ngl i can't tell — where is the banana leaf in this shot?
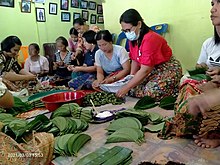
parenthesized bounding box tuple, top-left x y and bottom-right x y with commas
(188, 74, 212, 81)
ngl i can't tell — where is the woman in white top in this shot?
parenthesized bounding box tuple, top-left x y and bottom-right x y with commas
(92, 30, 131, 90)
(24, 43, 49, 77)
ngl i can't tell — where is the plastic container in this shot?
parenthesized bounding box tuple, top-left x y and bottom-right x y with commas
(41, 91, 85, 111)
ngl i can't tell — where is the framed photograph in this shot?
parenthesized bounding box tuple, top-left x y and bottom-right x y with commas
(97, 15, 104, 24)
(21, 0, 31, 13)
(97, 4, 103, 14)
(88, 1, 96, 10)
(60, 0, 69, 10)
(71, 0, 79, 8)
(82, 10, 89, 21)
(90, 14, 96, 24)
(49, 3, 57, 15)
(0, 0, 14, 7)
(61, 12, 71, 22)
(36, 7, 46, 22)
(73, 12, 80, 20)
(80, 0, 88, 9)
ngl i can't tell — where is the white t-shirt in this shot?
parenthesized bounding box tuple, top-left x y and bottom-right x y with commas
(197, 37, 220, 67)
(24, 56, 49, 74)
(95, 45, 129, 75)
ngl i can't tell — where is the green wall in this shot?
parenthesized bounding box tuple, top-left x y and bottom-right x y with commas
(0, 0, 103, 54)
(103, 0, 213, 71)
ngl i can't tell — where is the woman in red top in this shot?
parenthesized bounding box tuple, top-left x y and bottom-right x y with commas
(117, 9, 182, 101)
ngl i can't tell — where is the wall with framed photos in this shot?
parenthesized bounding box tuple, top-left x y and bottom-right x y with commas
(0, 0, 104, 54)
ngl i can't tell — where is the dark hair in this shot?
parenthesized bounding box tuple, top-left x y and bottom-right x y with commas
(56, 36, 68, 47)
(73, 17, 85, 26)
(82, 30, 97, 44)
(95, 30, 113, 42)
(1, 36, 22, 52)
(29, 43, 40, 51)
(120, 8, 151, 47)
(214, 27, 220, 45)
(69, 27, 79, 36)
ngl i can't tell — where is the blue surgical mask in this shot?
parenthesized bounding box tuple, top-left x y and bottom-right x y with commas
(125, 31, 139, 41)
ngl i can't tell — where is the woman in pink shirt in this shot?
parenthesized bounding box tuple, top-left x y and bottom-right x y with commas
(117, 9, 182, 101)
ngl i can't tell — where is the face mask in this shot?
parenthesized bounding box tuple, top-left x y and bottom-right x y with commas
(125, 31, 139, 41)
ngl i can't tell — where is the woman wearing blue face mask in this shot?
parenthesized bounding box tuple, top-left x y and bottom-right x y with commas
(117, 9, 182, 101)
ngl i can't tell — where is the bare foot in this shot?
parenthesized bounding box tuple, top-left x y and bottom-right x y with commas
(194, 137, 220, 148)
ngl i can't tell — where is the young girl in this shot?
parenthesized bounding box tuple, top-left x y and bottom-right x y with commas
(24, 43, 49, 79)
(51, 36, 72, 85)
(68, 30, 98, 90)
(68, 27, 78, 53)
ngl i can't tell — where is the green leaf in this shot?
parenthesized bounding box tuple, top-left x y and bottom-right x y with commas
(134, 96, 157, 110)
(187, 68, 207, 76)
(144, 122, 165, 132)
(159, 96, 176, 110)
(188, 74, 212, 81)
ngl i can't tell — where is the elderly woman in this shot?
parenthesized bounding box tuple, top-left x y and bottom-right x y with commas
(92, 30, 131, 90)
(0, 36, 36, 91)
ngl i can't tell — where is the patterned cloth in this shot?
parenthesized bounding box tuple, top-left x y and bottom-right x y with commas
(68, 72, 96, 90)
(0, 132, 54, 165)
(0, 52, 22, 76)
(159, 78, 220, 139)
(129, 56, 182, 101)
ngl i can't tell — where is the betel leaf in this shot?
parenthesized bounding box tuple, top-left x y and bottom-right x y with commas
(188, 74, 212, 81)
(159, 96, 176, 110)
(187, 67, 207, 76)
(134, 96, 157, 110)
(144, 122, 165, 132)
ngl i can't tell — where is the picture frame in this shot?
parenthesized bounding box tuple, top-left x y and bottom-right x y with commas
(97, 4, 103, 14)
(0, 0, 14, 7)
(49, 3, 57, 15)
(61, 12, 71, 22)
(97, 15, 104, 24)
(82, 10, 89, 21)
(60, 0, 69, 10)
(71, 0, 79, 8)
(88, 1, 96, 10)
(90, 14, 96, 24)
(21, 0, 31, 13)
(36, 7, 46, 22)
(73, 12, 80, 20)
(80, 0, 88, 9)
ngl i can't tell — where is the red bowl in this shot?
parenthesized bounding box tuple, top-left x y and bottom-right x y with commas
(41, 91, 85, 112)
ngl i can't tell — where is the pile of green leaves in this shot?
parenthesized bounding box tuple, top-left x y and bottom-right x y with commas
(134, 96, 176, 110)
(83, 91, 124, 107)
(51, 117, 88, 135)
(51, 103, 94, 122)
(75, 146, 133, 165)
(54, 133, 91, 156)
(106, 117, 145, 145)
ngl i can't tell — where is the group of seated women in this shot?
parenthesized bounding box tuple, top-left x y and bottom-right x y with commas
(1, 4, 220, 149)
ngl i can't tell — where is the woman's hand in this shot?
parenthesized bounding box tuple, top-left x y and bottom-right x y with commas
(67, 65, 74, 71)
(196, 63, 208, 70)
(206, 67, 220, 76)
(92, 80, 102, 88)
(211, 75, 220, 84)
(25, 74, 37, 81)
(116, 85, 130, 98)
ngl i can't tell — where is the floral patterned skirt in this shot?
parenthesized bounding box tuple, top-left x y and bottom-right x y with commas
(129, 56, 182, 101)
(159, 79, 220, 139)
